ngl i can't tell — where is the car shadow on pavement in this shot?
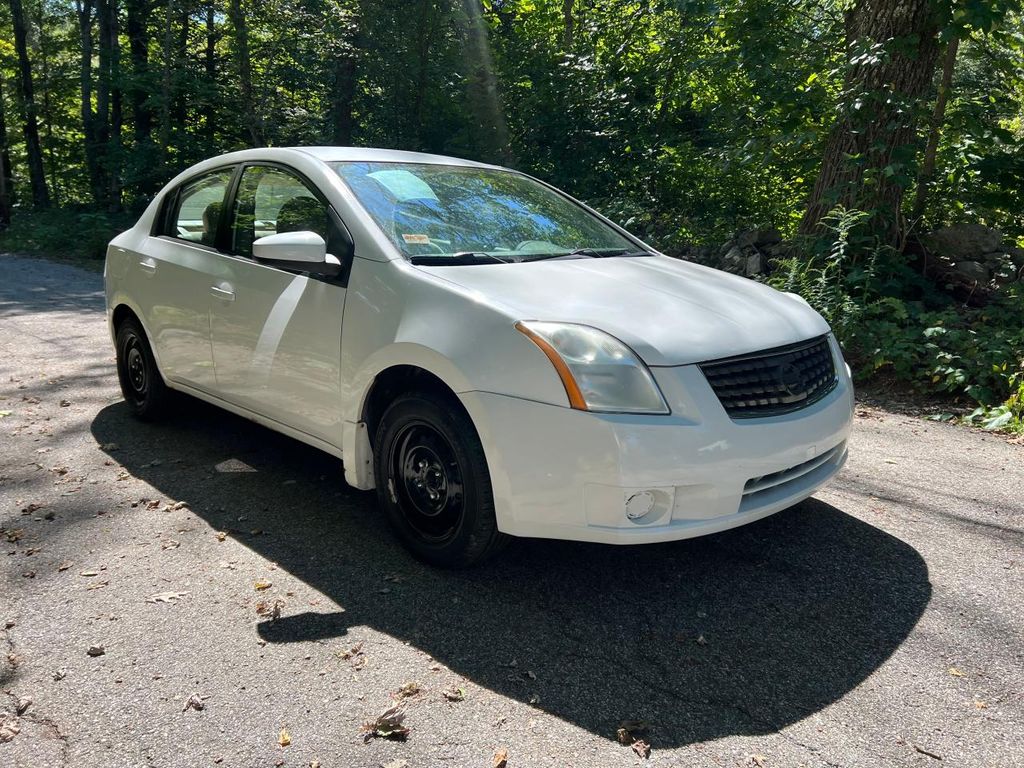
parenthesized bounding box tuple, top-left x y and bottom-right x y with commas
(91, 398, 931, 749)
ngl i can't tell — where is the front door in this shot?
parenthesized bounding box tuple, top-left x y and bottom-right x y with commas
(133, 167, 235, 390)
(209, 164, 346, 447)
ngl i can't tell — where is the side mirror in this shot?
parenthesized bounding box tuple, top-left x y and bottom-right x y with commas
(253, 231, 341, 277)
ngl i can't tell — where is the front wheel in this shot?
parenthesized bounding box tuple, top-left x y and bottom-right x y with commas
(115, 317, 172, 420)
(373, 391, 508, 567)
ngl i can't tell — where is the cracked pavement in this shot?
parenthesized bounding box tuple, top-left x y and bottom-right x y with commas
(1, 253, 1022, 767)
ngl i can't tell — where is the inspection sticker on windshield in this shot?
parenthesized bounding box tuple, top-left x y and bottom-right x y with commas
(402, 234, 430, 244)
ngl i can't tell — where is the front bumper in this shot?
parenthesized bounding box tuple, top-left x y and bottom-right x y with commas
(460, 338, 854, 544)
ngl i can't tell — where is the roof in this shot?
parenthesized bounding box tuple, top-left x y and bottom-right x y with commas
(286, 146, 505, 170)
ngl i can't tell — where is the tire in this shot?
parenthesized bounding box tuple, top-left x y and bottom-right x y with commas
(115, 316, 172, 420)
(373, 390, 508, 567)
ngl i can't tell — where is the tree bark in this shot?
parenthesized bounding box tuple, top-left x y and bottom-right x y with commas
(912, 35, 959, 222)
(0, 71, 14, 228)
(562, 0, 574, 49)
(77, 0, 104, 202)
(204, 3, 218, 145)
(458, 0, 511, 165)
(8, 0, 50, 208)
(228, 0, 264, 146)
(126, 0, 154, 145)
(799, 0, 943, 246)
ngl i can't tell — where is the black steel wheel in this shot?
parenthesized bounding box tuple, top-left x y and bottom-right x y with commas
(115, 316, 171, 420)
(374, 391, 508, 567)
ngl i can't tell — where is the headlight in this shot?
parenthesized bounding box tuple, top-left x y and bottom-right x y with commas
(515, 321, 669, 414)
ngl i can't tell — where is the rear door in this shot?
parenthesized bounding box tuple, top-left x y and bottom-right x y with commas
(209, 163, 347, 446)
(131, 167, 235, 390)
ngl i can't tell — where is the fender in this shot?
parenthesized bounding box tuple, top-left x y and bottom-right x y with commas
(341, 342, 476, 490)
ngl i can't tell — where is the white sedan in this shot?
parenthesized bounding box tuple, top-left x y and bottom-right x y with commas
(105, 147, 853, 566)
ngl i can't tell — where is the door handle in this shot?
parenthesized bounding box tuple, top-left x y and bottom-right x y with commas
(210, 285, 235, 301)
(139, 258, 157, 274)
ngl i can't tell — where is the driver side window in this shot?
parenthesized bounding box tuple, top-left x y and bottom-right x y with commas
(231, 166, 330, 259)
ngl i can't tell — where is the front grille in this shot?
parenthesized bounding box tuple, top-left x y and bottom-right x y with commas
(699, 336, 837, 418)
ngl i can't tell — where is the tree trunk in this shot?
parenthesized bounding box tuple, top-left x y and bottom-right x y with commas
(126, 0, 154, 145)
(458, 0, 511, 165)
(172, 4, 190, 130)
(36, 3, 60, 205)
(76, 0, 105, 202)
(204, 3, 218, 145)
(328, 55, 357, 145)
(562, 0, 574, 49)
(8, 0, 50, 208)
(799, 0, 943, 246)
(0, 71, 14, 228)
(912, 35, 959, 222)
(411, 0, 434, 147)
(228, 0, 264, 146)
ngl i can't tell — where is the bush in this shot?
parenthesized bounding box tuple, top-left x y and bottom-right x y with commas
(768, 207, 1024, 434)
(0, 208, 135, 262)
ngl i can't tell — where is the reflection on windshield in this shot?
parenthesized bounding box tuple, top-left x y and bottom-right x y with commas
(332, 162, 635, 263)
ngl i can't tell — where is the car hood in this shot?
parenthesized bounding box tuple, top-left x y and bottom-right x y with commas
(422, 256, 831, 366)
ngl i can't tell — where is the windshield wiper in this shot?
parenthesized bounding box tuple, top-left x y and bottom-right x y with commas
(409, 251, 511, 266)
(522, 247, 655, 262)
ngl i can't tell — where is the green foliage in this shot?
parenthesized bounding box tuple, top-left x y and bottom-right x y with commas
(770, 209, 1024, 434)
(0, 208, 133, 262)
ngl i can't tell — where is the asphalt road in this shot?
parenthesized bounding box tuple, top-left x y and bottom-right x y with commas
(1, 254, 1021, 768)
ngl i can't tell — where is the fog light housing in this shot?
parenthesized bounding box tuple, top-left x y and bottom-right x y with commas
(625, 490, 656, 520)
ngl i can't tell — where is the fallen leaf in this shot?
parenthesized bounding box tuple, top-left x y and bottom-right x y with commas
(747, 755, 767, 768)
(974, 699, 988, 709)
(442, 685, 465, 702)
(254, 579, 273, 591)
(339, 642, 364, 661)
(631, 739, 651, 759)
(20, 503, 44, 514)
(146, 591, 188, 604)
(57, 561, 73, 572)
(79, 569, 99, 577)
(87, 580, 109, 590)
(216, 531, 227, 542)
(0, 714, 19, 742)
(278, 727, 291, 747)
(492, 748, 509, 768)
(161, 540, 180, 550)
(255, 599, 284, 620)
(5, 529, 24, 543)
(948, 667, 965, 677)
(52, 669, 67, 681)
(15, 697, 31, 715)
(87, 645, 105, 657)
(360, 704, 410, 742)
(183, 694, 204, 712)
(0, 410, 12, 419)
(59, 399, 71, 407)
(381, 760, 407, 768)
(395, 681, 422, 699)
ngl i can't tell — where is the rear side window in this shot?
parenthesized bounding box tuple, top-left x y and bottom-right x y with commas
(166, 169, 234, 245)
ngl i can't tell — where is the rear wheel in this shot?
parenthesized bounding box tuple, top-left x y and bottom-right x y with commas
(373, 391, 508, 567)
(115, 317, 172, 420)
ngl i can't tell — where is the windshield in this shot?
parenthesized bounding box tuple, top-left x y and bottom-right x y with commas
(332, 162, 636, 263)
